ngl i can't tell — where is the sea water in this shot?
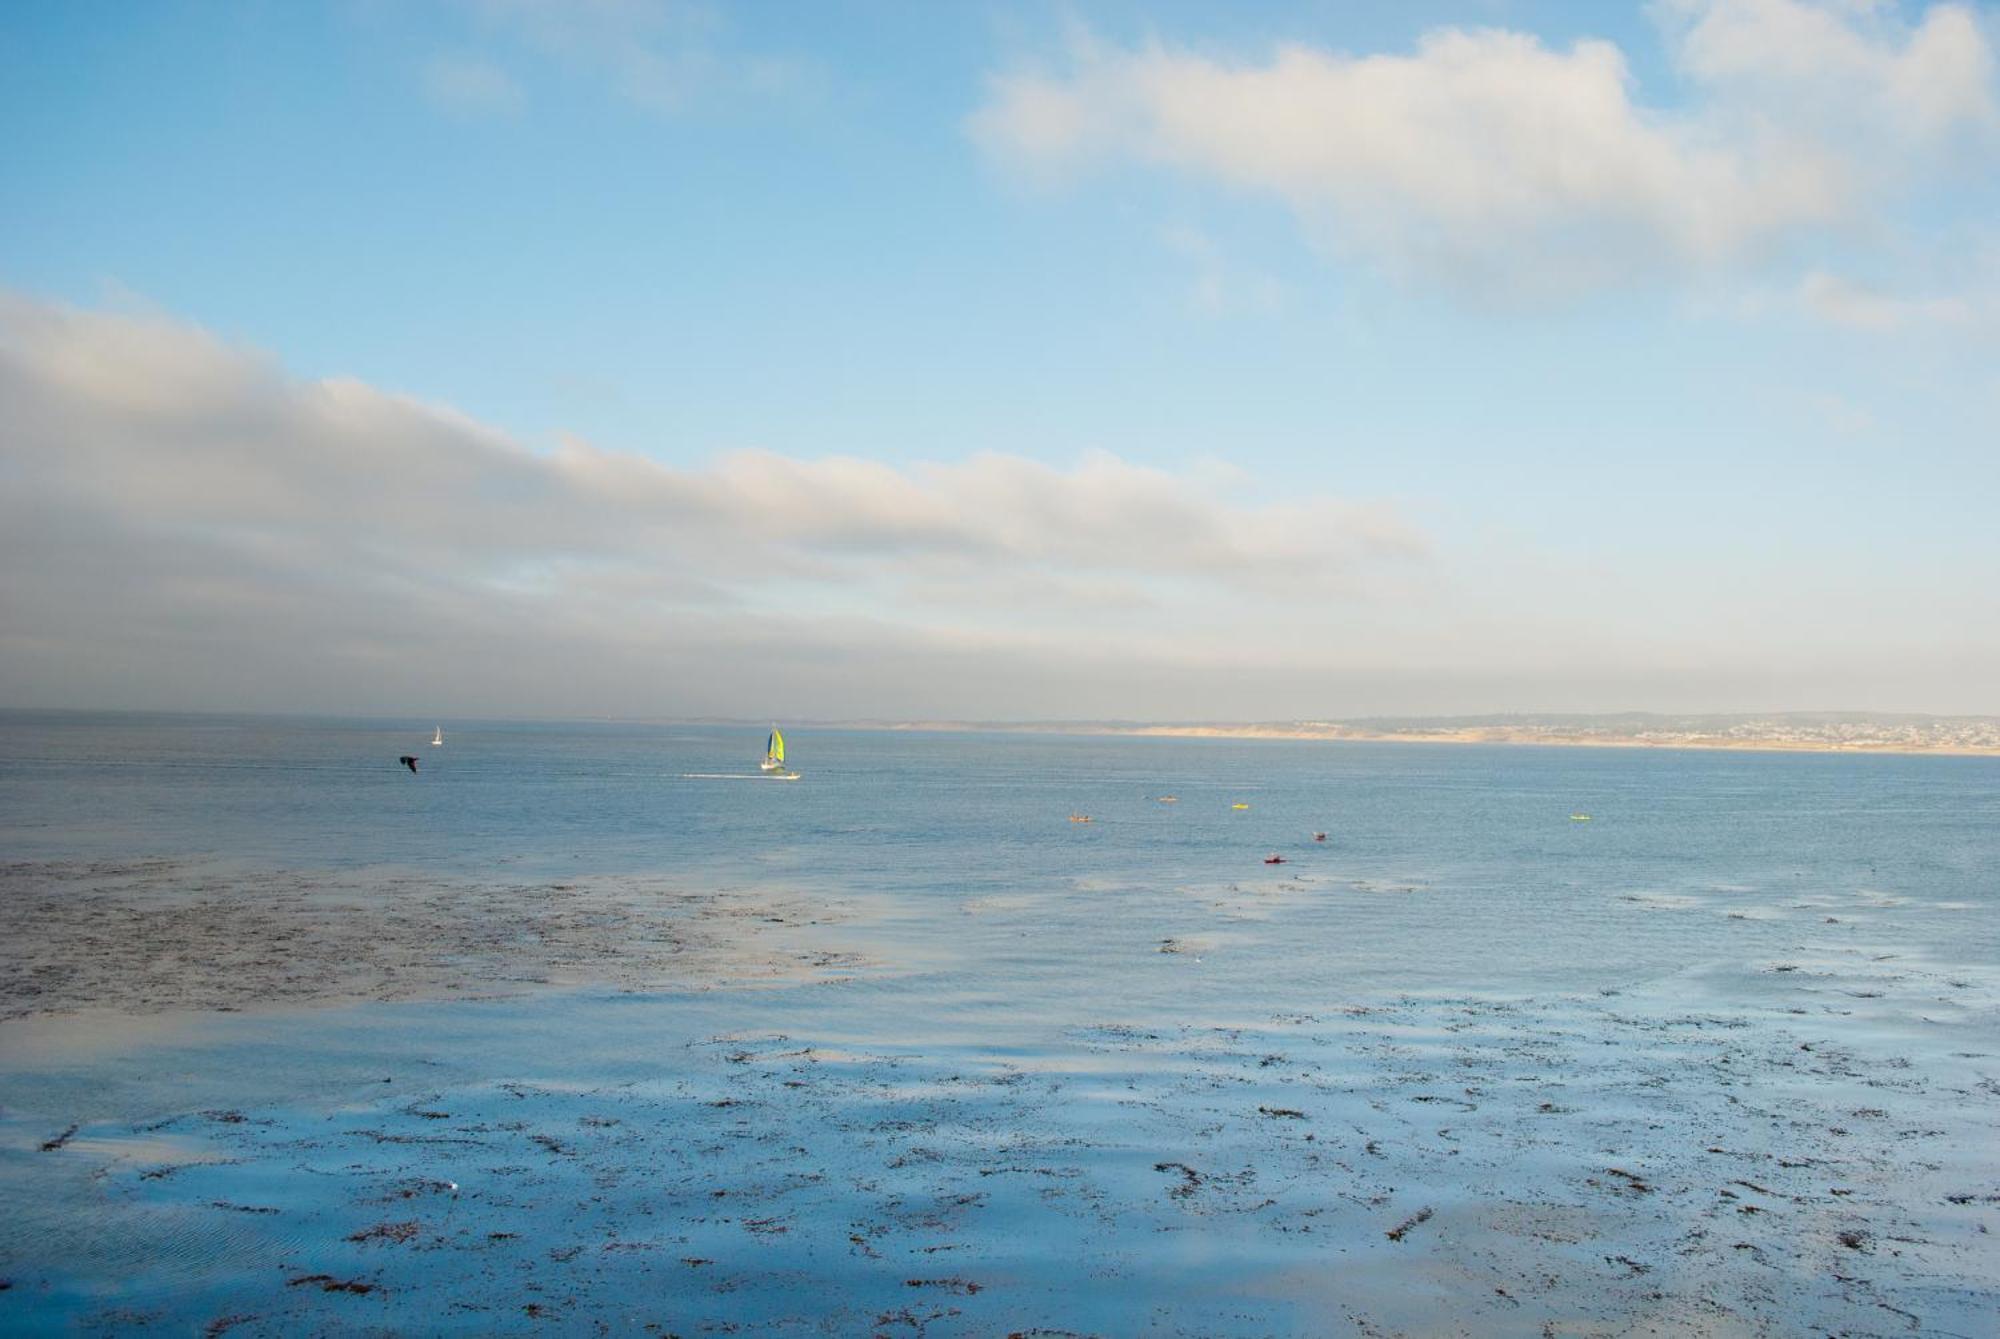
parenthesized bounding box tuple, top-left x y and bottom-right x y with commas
(1, 712, 1996, 1334)
(4, 712, 1996, 995)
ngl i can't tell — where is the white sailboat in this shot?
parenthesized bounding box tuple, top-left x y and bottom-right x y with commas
(759, 726, 798, 778)
(432, 726, 444, 747)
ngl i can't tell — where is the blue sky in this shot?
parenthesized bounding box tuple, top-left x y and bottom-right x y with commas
(3, 1, 1998, 719)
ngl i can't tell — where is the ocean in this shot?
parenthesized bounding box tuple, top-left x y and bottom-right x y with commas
(2, 713, 1996, 1334)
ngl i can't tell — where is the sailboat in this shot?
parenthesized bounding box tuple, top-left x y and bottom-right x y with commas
(431, 726, 444, 747)
(759, 726, 798, 778)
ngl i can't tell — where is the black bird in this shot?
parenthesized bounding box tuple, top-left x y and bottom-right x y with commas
(399, 755, 419, 774)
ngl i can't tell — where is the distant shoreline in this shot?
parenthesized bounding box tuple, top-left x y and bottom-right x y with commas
(854, 720, 2000, 757)
(6, 707, 1999, 756)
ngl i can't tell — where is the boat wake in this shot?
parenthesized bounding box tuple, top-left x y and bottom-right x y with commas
(681, 772, 801, 781)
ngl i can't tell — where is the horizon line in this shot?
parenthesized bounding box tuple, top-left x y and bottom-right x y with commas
(4, 706, 1999, 728)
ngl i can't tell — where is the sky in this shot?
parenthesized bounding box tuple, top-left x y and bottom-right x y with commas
(2, 0, 1998, 722)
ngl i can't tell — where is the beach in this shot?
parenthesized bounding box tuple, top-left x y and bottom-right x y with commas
(2, 718, 1996, 1335)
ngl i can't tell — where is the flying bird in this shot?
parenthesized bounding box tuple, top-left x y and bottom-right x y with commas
(399, 755, 419, 774)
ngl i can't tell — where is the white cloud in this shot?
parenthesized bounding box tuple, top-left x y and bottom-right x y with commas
(1661, 0, 1997, 141)
(971, 2, 1999, 296)
(0, 292, 1420, 718)
(422, 55, 525, 117)
(460, 0, 810, 113)
(1798, 269, 1973, 329)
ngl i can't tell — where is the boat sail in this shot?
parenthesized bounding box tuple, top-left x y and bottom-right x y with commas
(432, 726, 444, 747)
(760, 727, 786, 773)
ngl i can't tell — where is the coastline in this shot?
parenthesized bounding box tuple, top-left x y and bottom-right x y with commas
(863, 720, 2000, 757)
(8, 706, 1997, 757)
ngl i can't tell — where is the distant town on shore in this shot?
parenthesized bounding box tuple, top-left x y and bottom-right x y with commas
(857, 713, 2000, 756)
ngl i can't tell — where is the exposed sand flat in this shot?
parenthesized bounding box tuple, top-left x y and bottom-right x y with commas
(3, 985, 1993, 1336)
(1, 857, 1995, 1335)
(0, 859, 870, 1021)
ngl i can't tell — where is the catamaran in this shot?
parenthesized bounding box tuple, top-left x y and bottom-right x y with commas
(686, 729, 798, 781)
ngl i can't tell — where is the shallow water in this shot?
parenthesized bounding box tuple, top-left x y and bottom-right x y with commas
(1, 714, 1996, 1334)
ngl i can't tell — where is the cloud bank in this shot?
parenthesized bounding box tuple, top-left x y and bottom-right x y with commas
(0, 292, 1423, 719)
(971, 0, 1998, 297)
(4, 291, 1993, 717)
